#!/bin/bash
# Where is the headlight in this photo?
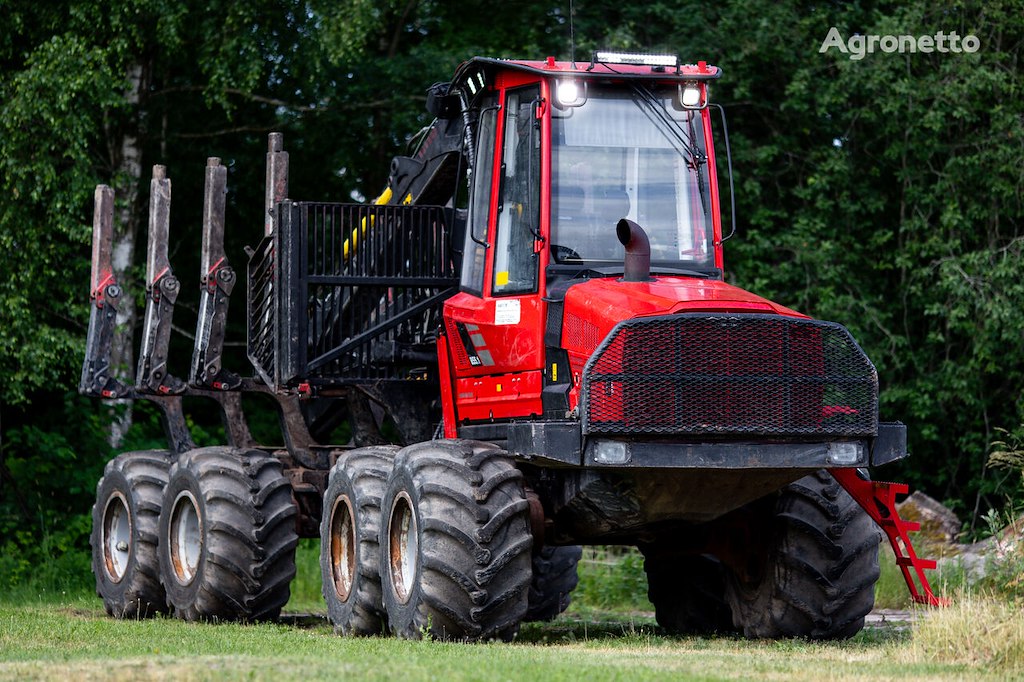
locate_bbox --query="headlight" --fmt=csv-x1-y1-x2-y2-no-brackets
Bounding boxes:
555,79,586,108
680,82,706,109
592,440,630,464
827,442,865,465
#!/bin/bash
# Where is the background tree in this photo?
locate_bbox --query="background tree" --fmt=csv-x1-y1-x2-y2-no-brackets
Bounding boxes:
1,0,1022,589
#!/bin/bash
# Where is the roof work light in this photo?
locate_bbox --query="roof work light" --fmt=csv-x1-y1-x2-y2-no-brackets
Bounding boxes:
555,80,586,107
592,51,679,68
680,82,707,109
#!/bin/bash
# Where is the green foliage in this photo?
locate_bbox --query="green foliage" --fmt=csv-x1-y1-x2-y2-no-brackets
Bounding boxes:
0,395,110,592
975,545,1024,604
975,423,1024,601
684,0,1024,523
0,32,124,406
285,539,326,613
570,547,649,614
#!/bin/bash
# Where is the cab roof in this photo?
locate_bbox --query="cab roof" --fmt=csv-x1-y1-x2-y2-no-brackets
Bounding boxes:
452,54,722,90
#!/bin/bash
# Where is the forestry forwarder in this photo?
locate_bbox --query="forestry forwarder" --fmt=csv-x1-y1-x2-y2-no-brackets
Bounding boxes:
81,51,944,641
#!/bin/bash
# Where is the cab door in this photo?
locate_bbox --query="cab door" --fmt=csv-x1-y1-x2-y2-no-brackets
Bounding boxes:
441,82,547,429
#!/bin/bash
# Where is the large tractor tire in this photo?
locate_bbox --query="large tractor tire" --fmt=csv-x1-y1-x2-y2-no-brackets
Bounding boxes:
380,440,533,641
158,447,298,621
524,545,582,622
320,445,398,635
90,450,173,618
724,470,881,639
641,547,734,635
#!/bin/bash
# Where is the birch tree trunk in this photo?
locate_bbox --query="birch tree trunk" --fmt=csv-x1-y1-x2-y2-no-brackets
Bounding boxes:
107,60,147,448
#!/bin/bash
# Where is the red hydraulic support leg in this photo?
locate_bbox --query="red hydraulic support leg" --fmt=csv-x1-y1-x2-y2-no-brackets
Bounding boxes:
832,468,950,607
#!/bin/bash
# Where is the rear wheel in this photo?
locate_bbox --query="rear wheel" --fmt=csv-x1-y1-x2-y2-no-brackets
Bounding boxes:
380,440,533,641
158,447,298,621
524,545,582,622
724,470,881,639
320,445,398,635
90,450,173,618
640,547,733,635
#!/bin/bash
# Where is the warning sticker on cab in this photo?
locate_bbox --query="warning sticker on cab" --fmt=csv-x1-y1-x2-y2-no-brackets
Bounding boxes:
494,299,521,325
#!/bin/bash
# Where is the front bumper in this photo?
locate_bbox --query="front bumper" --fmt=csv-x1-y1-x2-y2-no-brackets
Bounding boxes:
507,420,908,469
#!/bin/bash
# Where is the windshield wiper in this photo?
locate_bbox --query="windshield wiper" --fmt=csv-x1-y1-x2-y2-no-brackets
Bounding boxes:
630,85,701,157
686,111,710,219
629,85,710,217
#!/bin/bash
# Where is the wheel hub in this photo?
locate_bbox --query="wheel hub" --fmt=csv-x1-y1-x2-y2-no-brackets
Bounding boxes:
168,490,202,585
387,492,418,604
329,495,357,601
101,491,131,583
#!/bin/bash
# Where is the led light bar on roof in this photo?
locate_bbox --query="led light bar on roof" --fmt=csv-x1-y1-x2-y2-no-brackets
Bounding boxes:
593,51,679,68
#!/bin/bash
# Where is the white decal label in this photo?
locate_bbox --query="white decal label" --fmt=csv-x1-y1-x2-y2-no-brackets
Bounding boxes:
495,299,521,325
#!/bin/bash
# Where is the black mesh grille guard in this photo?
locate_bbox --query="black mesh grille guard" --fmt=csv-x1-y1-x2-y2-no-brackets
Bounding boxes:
580,313,879,438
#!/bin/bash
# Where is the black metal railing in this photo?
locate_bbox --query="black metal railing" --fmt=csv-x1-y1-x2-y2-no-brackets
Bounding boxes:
248,202,459,389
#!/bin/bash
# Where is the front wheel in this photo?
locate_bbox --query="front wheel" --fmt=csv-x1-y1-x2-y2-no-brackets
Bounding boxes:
724,470,881,639
380,440,533,641
158,447,298,621
91,450,173,618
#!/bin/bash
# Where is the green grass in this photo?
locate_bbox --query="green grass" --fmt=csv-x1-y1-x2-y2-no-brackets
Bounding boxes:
569,546,651,617
2,541,1010,680
906,590,1024,669
0,593,1009,681
284,539,325,613
0,545,1006,681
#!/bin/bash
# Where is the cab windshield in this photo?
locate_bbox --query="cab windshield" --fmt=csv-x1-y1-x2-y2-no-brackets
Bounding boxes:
550,83,714,269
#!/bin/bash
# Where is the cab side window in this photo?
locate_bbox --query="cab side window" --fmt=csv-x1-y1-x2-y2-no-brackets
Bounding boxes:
492,86,541,295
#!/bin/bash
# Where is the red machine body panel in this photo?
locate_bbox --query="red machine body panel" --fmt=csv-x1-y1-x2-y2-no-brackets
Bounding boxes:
443,292,546,423
440,58,735,428
557,276,808,410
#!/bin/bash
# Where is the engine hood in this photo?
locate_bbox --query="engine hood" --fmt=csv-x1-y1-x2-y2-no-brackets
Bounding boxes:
557,275,806,361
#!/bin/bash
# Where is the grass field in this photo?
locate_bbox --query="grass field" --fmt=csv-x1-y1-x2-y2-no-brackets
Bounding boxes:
1,545,1017,681
0,594,1012,681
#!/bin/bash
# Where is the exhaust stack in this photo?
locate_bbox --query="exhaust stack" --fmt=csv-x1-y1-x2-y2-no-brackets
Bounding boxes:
616,219,653,282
